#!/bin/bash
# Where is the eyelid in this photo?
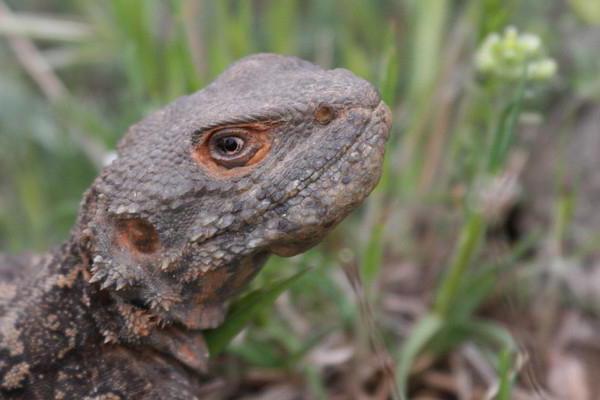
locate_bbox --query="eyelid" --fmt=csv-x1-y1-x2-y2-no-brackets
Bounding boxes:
211,128,248,137
192,121,278,143
209,128,249,147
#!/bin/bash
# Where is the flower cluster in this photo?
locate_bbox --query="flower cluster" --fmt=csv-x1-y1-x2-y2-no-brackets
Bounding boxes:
475,26,557,82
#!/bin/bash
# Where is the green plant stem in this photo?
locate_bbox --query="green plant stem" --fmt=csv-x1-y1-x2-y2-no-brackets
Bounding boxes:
434,211,485,317
497,348,515,400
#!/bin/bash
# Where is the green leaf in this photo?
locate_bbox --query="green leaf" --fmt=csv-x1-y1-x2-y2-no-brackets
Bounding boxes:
395,314,444,399
204,268,311,356
461,319,516,351
227,339,282,368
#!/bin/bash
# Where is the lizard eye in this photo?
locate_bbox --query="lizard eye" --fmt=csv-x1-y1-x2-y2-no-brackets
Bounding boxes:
193,125,274,173
213,135,245,156
208,129,259,168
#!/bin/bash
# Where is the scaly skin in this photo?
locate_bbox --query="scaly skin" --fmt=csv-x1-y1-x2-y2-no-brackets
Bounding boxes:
0,54,391,399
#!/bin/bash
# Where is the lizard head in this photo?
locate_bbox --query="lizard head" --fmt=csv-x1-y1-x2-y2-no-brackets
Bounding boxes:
77,54,391,335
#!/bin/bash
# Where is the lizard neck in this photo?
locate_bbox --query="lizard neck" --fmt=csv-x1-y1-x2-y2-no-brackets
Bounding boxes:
0,243,102,390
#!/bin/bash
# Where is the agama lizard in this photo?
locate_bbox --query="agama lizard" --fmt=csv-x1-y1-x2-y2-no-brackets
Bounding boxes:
0,54,391,399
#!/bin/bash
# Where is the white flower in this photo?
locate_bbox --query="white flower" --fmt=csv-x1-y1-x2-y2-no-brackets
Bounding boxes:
475,26,557,82
528,59,558,81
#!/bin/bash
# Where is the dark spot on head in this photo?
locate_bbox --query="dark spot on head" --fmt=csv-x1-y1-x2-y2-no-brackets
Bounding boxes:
116,218,160,254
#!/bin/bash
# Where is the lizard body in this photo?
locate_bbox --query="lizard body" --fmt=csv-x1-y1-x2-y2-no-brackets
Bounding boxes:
0,54,391,399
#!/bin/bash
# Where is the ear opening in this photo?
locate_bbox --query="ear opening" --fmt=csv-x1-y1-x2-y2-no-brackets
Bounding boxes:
115,217,160,255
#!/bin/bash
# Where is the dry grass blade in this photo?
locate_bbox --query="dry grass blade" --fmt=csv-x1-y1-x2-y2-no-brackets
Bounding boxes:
0,0,107,168
0,1,66,100
342,263,401,399
0,12,92,42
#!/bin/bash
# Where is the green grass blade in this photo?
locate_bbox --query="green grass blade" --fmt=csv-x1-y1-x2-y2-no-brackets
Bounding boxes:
360,221,385,286
395,314,443,399
460,319,516,351
497,347,517,400
378,24,399,107
434,211,485,317
204,268,311,356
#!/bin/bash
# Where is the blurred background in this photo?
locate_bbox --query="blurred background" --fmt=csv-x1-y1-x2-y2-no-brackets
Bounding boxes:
1,1,599,399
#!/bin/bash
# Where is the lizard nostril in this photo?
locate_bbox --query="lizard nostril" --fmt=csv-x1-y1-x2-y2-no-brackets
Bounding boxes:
115,218,160,254
314,105,335,125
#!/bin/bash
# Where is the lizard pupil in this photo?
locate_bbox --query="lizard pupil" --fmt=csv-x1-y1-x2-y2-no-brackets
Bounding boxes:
217,136,243,154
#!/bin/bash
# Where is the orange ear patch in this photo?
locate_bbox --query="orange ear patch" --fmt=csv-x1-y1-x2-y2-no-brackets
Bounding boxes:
192,123,275,178
116,218,160,255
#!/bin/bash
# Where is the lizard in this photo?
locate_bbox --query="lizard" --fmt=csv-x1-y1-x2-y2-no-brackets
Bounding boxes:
0,53,391,399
